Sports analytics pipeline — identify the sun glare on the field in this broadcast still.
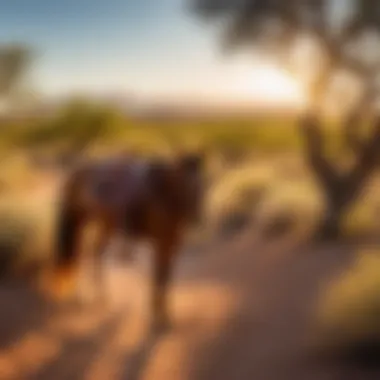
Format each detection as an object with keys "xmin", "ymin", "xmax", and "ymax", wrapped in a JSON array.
[{"xmin": 232, "ymin": 62, "xmax": 306, "ymax": 107}]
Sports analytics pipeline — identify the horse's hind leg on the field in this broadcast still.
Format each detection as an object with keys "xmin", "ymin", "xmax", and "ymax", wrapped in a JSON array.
[
  {"xmin": 151, "ymin": 236, "xmax": 178, "ymax": 331},
  {"xmin": 52, "ymin": 203, "xmax": 85, "ymax": 303}
]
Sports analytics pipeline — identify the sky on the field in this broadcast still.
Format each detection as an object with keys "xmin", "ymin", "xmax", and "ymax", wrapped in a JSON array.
[{"xmin": 0, "ymin": 0, "xmax": 306, "ymax": 105}]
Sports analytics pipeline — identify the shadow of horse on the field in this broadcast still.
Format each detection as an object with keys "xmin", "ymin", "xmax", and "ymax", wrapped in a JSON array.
[
  {"xmin": 122, "ymin": 330, "xmax": 164, "ymax": 380},
  {"xmin": 28, "ymin": 311, "xmax": 124, "ymax": 380},
  {"xmin": 120, "ymin": 318, "xmax": 199, "ymax": 380},
  {"xmin": 0, "ymin": 280, "xmax": 54, "ymax": 350}
]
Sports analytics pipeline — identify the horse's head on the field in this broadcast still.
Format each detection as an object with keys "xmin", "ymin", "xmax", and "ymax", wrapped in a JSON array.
[
  {"xmin": 175, "ymin": 151, "xmax": 206, "ymax": 225},
  {"xmin": 143, "ymin": 152, "xmax": 206, "ymax": 227}
]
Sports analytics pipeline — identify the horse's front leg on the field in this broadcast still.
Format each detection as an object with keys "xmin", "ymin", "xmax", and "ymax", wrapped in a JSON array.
[
  {"xmin": 91, "ymin": 223, "xmax": 113, "ymax": 306},
  {"xmin": 151, "ymin": 235, "xmax": 179, "ymax": 331}
]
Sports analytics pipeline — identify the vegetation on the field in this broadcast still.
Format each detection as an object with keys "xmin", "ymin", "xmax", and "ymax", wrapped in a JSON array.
[
  {"xmin": 191, "ymin": 0, "xmax": 380, "ymax": 240},
  {"xmin": 0, "ymin": 43, "xmax": 33, "ymax": 111},
  {"xmin": 0, "ymin": 101, "xmax": 378, "ymax": 277},
  {"xmin": 0, "ymin": 95, "xmax": 380, "ymax": 366},
  {"xmin": 317, "ymin": 250, "xmax": 380, "ymax": 361}
]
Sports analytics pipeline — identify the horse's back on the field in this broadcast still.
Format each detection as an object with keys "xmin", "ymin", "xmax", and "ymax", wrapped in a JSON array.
[{"xmin": 67, "ymin": 157, "xmax": 150, "ymax": 223}]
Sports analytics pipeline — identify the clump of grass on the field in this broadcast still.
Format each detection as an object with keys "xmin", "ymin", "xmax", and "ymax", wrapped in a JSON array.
[
  {"xmin": 0, "ymin": 192, "xmax": 54, "ymax": 279},
  {"xmin": 207, "ymin": 162, "xmax": 275, "ymax": 235},
  {"xmin": 0, "ymin": 209, "xmax": 35, "ymax": 277},
  {"xmin": 344, "ymin": 203, "xmax": 380, "ymax": 240},
  {"xmin": 316, "ymin": 250, "xmax": 380, "ymax": 363},
  {"xmin": 255, "ymin": 178, "xmax": 323, "ymax": 237},
  {"xmin": 343, "ymin": 176, "xmax": 380, "ymax": 239}
]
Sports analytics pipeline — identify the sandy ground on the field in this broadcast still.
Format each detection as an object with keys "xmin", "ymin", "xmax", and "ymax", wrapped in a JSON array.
[
  {"xmin": 0, "ymin": 228, "xmax": 376, "ymax": 380},
  {"xmin": 0, "ymin": 171, "xmax": 379, "ymax": 380}
]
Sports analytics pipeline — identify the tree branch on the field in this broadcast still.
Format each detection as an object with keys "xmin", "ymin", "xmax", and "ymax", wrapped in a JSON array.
[
  {"xmin": 343, "ymin": 111, "xmax": 365, "ymax": 153},
  {"xmin": 342, "ymin": 72, "xmax": 378, "ymax": 154},
  {"xmin": 299, "ymin": 113, "xmax": 339, "ymax": 191}
]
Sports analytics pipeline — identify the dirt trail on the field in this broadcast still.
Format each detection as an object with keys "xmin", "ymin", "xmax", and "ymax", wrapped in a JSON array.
[
  {"xmin": 0, "ymin": 174, "xmax": 377, "ymax": 380},
  {"xmin": 0, "ymin": 228, "xmax": 372, "ymax": 380}
]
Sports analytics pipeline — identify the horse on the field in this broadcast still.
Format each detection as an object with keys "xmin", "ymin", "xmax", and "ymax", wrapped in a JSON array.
[{"xmin": 46, "ymin": 151, "xmax": 205, "ymax": 329}]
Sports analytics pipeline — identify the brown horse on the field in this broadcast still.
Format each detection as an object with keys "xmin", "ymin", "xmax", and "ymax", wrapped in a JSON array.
[{"xmin": 48, "ymin": 151, "xmax": 205, "ymax": 329}]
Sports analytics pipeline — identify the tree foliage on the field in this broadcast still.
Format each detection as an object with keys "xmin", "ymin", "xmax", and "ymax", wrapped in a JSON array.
[
  {"xmin": 0, "ymin": 44, "xmax": 32, "ymax": 100},
  {"xmin": 192, "ymin": 0, "xmax": 380, "ymax": 105},
  {"xmin": 191, "ymin": 0, "xmax": 380, "ymax": 239}
]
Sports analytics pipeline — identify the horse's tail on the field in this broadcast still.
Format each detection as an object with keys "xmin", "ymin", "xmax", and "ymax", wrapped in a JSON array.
[{"xmin": 50, "ymin": 176, "xmax": 83, "ymax": 299}]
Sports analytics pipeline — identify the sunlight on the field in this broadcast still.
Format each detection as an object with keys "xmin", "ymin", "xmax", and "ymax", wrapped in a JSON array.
[{"xmin": 231, "ymin": 61, "xmax": 306, "ymax": 107}]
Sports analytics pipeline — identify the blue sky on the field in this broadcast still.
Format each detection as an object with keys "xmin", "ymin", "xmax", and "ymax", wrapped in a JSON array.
[{"xmin": 1, "ymin": 0, "xmax": 246, "ymax": 100}]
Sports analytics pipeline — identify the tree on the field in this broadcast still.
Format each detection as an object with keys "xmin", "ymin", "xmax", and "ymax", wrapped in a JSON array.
[
  {"xmin": 48, "ymin": 97, "xmax": 119, "ymax": 166},
  {"xmin": 191, "ymin": 0, "xmax": 380, "ymax": 240},
  {"xmin": 0, "ymin": 44, "xmax": 33, "ymax": 114}
]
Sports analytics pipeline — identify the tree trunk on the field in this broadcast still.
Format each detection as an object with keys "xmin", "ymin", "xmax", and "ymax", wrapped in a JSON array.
[
  {"xmin": 300, "ymin": 110, "xmax": 380, "ymax": 242},
  {"xmin": 315, "ymin": 199, "xmax": 347, "ymax": 241}
]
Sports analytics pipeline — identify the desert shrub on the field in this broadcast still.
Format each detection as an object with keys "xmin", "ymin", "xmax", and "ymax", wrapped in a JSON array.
[
  {"xmin": 16, "ymin": 98, "xmax": 126, "ymax": 157},
  {"xmin": 0, "ymin": 208, "xmax": 35, "ymax": 277},
  {"xmin": 0, "ymin": 187, "xmax": 55, "ymax": 279},
  {"xmin": 207, "ymin": 162, "xmax": 275, "ymax": 235},
  {"xmin": 256, "ymin": 179, "xmax": 324, "ymax": 236},
  {"xmin": 343, "ymin": 175, "xmax": 380, "ymax": 239}
]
